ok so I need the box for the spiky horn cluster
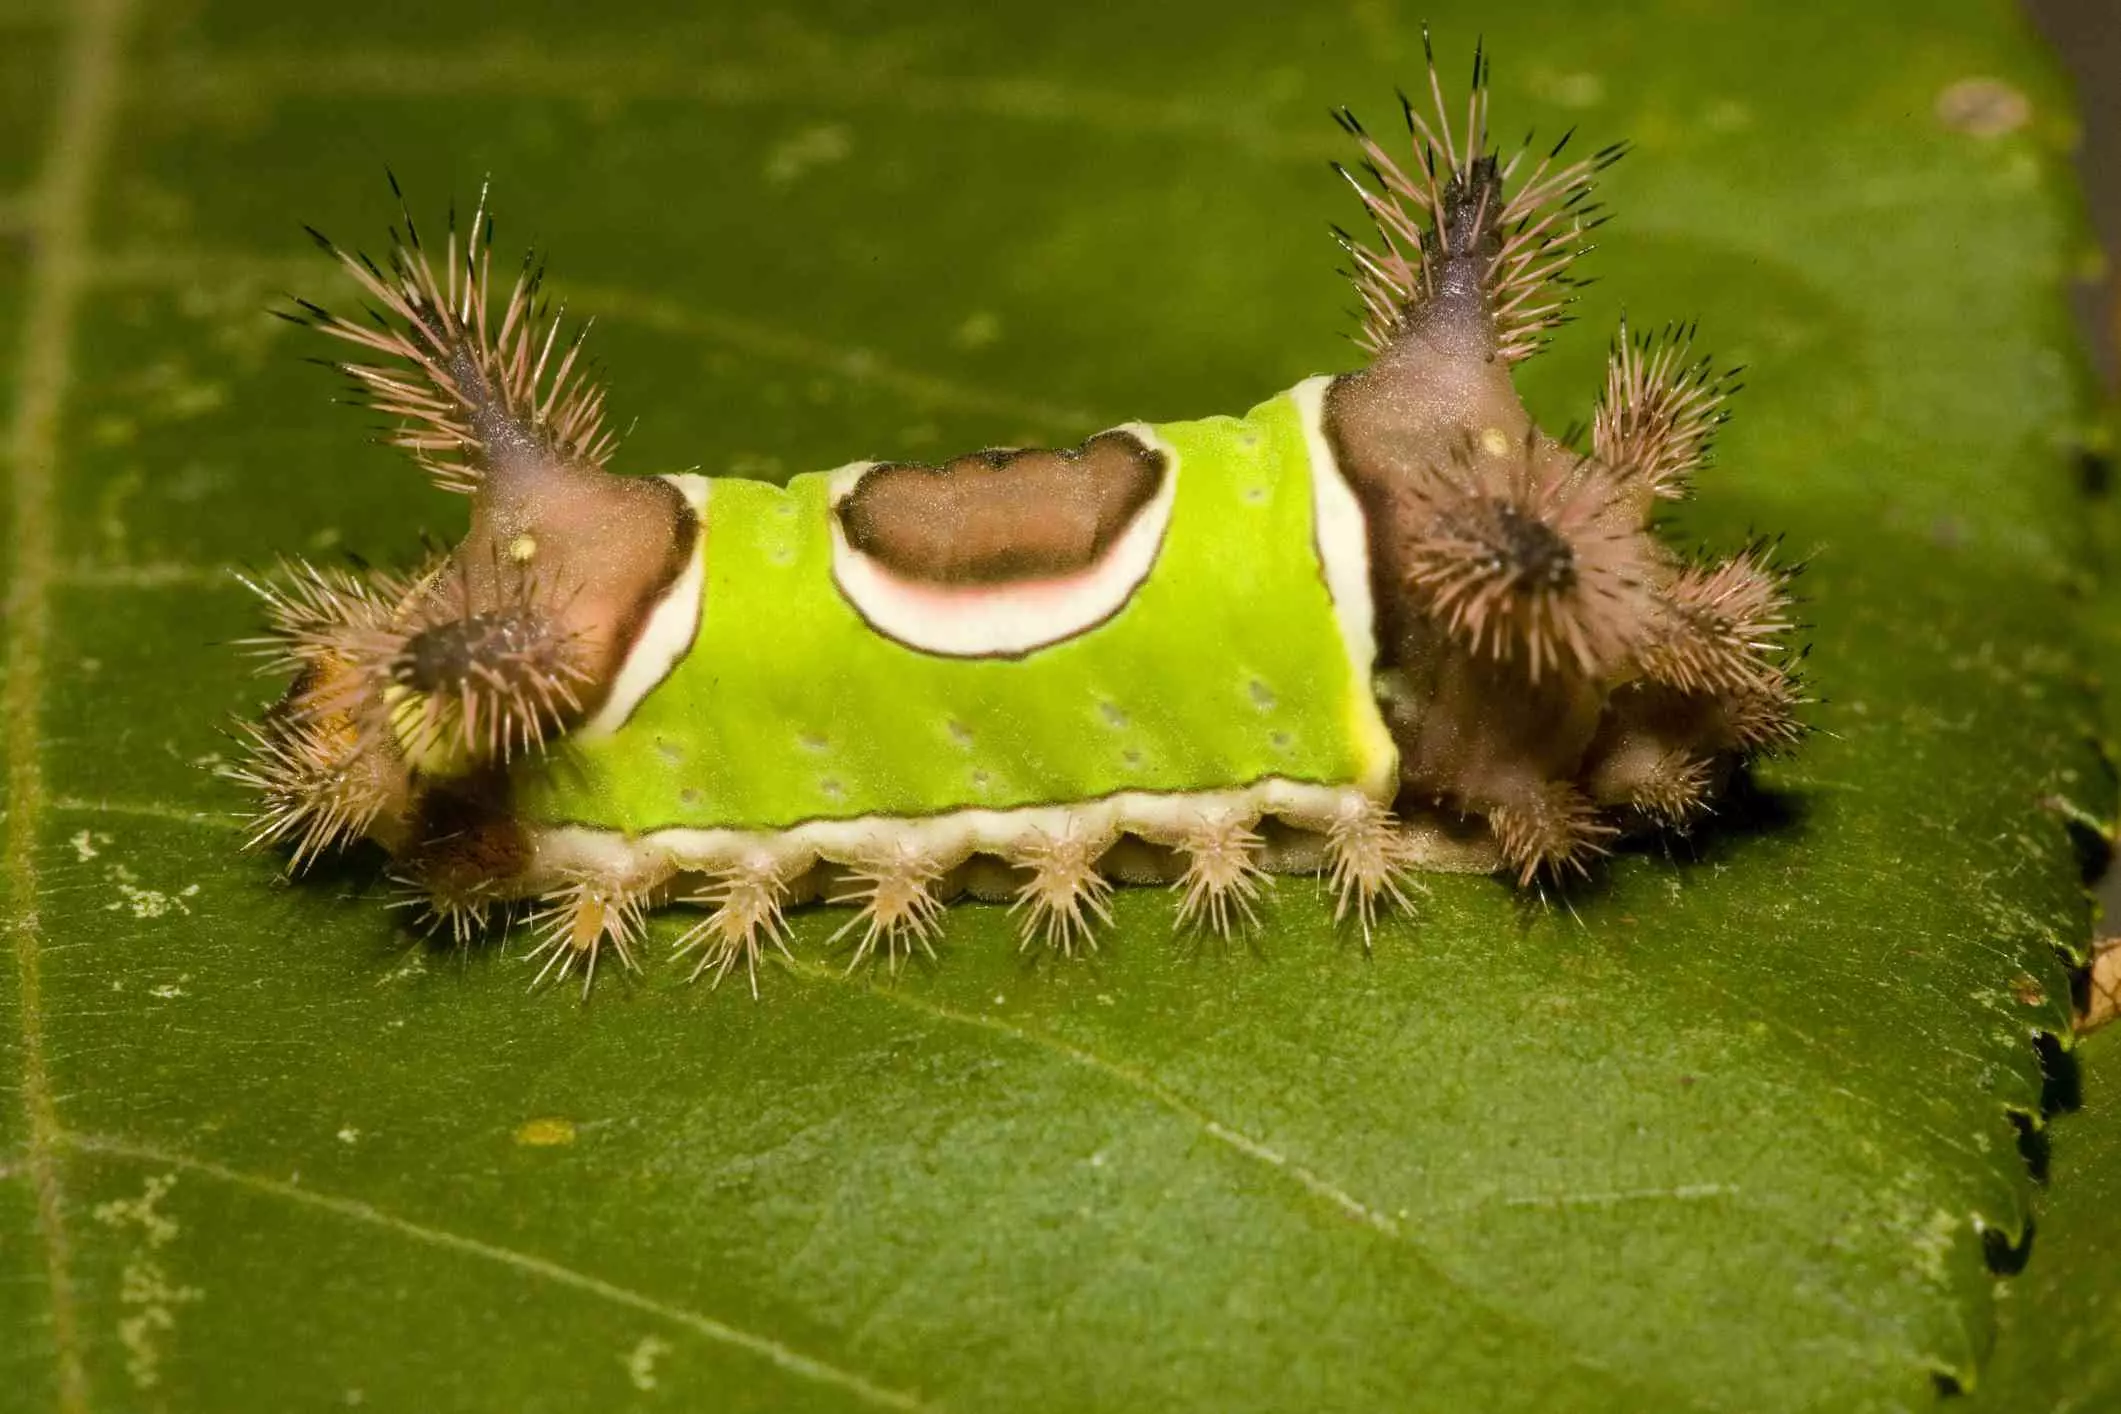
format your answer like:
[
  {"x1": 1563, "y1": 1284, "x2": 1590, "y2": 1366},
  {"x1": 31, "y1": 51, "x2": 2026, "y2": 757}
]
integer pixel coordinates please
[
  {"x1": 1333, "y1": 44, "x2": 1806, "y2": 885},
  {"x1": 1332, "y1": 32, "x2": 1622, "y2": 361},
  {"x1": 1595, "y1": 319, "x2": 1743, "y2": 504},
  {"x1": 355, "y1": 560, "x2": 591, "y2": 774},
  {"x1": 1372, "y1": 366, "x2": 1803, "y2": 880},
  {"x1": 233, "y1": 181, "x2": 695, "y2": 934},
  {"x1": 1397, "y1": 436, "x2": 1655, "y2": 683},
  {"x1": 283, "y1": 176, "x2": 617, "y2": 494}
]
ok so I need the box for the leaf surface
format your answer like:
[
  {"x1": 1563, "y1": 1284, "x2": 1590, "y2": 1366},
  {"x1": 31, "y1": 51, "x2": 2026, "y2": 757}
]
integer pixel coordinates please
[
  {"x1": 1, "y1": 1, "x2": 2109, "y2": 1410},
  {"x1": 1974, "y1": 1026, "x2": 2121, "y2": 1412}
]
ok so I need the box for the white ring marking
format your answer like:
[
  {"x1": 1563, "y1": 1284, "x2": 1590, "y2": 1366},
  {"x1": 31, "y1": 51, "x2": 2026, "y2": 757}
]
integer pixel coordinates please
[
  {"x1": 826, "y1": 425, "x2": 1178, "y2": 658},
  {"x1": 573, "y1": 473, "x2": 709, "y2": 743},
  {"x1": 1293, "y1": 375, "x2": 1378, "y2": 682}
]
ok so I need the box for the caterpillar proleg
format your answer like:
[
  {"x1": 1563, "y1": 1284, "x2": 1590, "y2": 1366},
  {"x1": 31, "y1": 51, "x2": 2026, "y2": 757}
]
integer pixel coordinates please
[{"x1": 235, "y1": 39, "x2": 1805, "y2": 993}]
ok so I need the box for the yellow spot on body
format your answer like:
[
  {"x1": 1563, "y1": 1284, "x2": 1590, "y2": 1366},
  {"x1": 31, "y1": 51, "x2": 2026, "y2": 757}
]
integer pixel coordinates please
[
  {"x1": 508, "y1": 533, "x2": 538, "y2": 563},
  {"x1": 571, "y1": 897, "x2": 606, "y2": 954},
  {"x1": 515, "y1": 1117, "x2": 578, "y2": 1147},
  {"x1": 1478, "y1": 426, "x2": 1511, "y2": 458},
  {"x1": 383, "y1": 684, "x2": 472, "y2": 778}
]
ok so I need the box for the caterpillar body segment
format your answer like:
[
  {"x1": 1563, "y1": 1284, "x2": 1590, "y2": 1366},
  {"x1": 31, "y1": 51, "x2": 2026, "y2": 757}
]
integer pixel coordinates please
[{"x1": 234, "y1": 44, "x2": 1805, "y2": 992}]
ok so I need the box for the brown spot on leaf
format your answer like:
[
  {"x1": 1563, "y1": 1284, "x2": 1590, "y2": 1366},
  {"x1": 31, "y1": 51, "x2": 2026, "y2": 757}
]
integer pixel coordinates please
[
  {"x1": 2079, "y1": 938, "x2": 2121, "y2": 1034},
  {"x1": 1936, "y1": 77, "x2": 2030, "y2": 138}
]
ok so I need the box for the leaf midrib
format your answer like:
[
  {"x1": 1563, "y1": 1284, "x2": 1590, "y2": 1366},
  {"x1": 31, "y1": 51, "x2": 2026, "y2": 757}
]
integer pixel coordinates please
[{"x1": 4, "y1": 1, "x2": 138, "y2": 1408}]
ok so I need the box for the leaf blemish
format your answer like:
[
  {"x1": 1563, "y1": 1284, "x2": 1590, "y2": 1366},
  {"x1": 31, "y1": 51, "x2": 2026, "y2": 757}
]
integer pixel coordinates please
[
  {"x1": 92, "y1": 1174, "x2": 202, "y2": 1392},
  {"x1": 763, "y1": 122, "x2": 852, "y2": 187},
  {"x1": 625, "y1": 1334, "x2": 673, "y2": 1391},
  {"x1": 100, "y1": 860, "x2": 199, "y2": 920},
  {"x1": 515, "y1": 1117, "x2": 578, "y2": 1147}
]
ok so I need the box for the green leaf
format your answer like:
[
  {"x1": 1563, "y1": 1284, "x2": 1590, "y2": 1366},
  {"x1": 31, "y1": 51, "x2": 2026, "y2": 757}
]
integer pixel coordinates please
[{"x1": 1, "y1": 1, "x2": 2106, "y2": 1409}]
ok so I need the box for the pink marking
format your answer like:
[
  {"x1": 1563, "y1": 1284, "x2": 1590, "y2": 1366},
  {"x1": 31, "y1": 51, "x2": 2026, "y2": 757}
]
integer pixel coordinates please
[{"x1": 830, "y1": 444, "x2": 1177, "y2": 657}]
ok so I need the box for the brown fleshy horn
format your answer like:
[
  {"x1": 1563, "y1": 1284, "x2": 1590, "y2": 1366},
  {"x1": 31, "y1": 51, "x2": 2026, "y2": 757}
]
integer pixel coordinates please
[
  {"x1": 1329, "y1": 29, "x2": 1622, "y2": 360},
  {"x1": 1486, "y1": 780, "x2": 1616, "y2": 886},
  {"x1": 224, "y1": 713, "x2": 405, "y2": 873},
  {"x1": 283, "y1": 175, "x2": 616, "y2": 495},
  {"x1": 1637, "y1": 544, "x2": 1798, "y2": 698},
  {"x1": 1323, "y1": 796, "x2": 1425, "y2": 945},
  {"x1": 1717, "y1": 666, "x2": 1811, "y2": 756},
  {"x1": 1582, "y1": 738, "x2": 1716, "y2": 830},
  {"x1": 280, "y1": 184, "x2": 699, "y2": 787},
  {"x1": 335, "y1": 553, "x2": 594, "y2": 776},
  {"x1": 384, "y1": 870, "x2": 503, "y2": 949},
  {"x1": 233, "y1": 558, "x2": 409, "y2": 677},
  {"x1": 1398, "y1": 438, "x2": 1656, "y2": 683},
  {"x1": 1593, "y1": 318, "x2": 1742, "y2": 501}
]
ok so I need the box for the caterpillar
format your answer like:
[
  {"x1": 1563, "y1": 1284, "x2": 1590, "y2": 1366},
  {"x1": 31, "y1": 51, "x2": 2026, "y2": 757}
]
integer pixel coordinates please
[{"x1": 231, "y1": 40, "x2": 1805, "y2": 995}]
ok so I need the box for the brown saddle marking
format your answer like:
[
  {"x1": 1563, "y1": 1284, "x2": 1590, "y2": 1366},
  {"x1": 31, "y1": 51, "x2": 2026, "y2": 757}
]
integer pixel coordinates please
[{"x1": 835, "y1": 430, "x2": 1167, "y2": 585}]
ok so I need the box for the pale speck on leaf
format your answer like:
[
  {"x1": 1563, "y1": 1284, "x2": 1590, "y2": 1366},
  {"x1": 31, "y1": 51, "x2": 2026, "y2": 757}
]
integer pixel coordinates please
[{"x1": 515, "y1": 1117, "x2": 579, "y2": 1147}]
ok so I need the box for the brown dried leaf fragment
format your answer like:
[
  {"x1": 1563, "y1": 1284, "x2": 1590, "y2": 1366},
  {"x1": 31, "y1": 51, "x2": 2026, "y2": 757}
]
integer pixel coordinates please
[{"x1": 2080, "y1": 938, "x2": 2121, "y2": 1034}]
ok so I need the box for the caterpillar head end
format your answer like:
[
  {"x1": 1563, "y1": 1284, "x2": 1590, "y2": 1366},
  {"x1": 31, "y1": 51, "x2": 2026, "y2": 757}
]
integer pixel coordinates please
[{"x1": 236, "y1": 186, "x2": 698, "y2": 883}]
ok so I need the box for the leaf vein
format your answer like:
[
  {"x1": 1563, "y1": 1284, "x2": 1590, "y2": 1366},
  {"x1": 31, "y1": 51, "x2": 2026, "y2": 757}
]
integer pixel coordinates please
[
  {"x1": 86, "y1": 249, "x2": 1095, "y2": 436},
  {"x1": 63, "y1": 1131, "x2": 937, "y2": 1412},
  {"x1": 4, "y1": 1, "x2": 136, "y2": 1409},
  {"x1": 783, "y1": 960, "x2": 1704, "y2": 1406},
  {"x1": 149, "y1": 44, "x2": 1334, "y2": 162}
]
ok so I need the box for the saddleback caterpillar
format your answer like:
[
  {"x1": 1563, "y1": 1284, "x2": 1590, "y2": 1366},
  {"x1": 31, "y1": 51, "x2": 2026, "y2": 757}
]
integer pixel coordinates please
[{"x1": 232, "y1": 41, "x2": 1805, "y2": 994}]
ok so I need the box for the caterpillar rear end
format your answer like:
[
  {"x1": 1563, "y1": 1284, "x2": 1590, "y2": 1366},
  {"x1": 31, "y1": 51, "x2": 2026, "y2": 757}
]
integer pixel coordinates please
[{"x1": 232, "y1": 41, "x2": 1804, "y2": 995}]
